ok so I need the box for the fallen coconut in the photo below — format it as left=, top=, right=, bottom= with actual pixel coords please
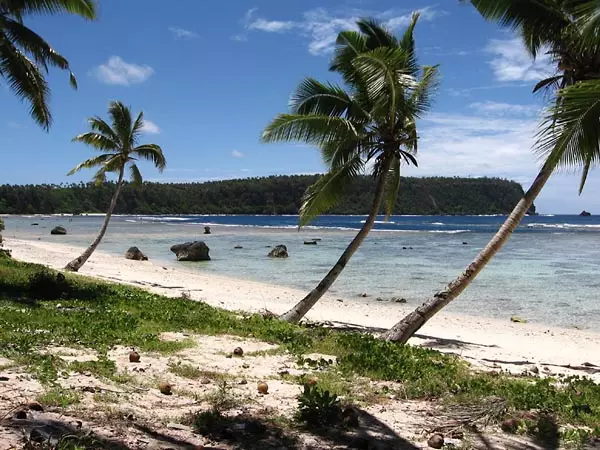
left=233, top=347, right=244, bottom=357
left=129, top=350, right=140, bottom=363
left=159, top=381, right=173, bottom=395
left=257, top=381, right=269, bottom=394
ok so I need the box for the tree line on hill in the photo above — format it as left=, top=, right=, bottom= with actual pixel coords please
left=0, top=175, right=534, bottom=216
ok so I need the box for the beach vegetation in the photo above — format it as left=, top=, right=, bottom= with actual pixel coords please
left=64, top=101, right=166, bottom=272
left=384, top=0, right=600, bottom=343
left=297, top=383, right=342, bottom=426
left=262, top=15, right=439, bottom=323
left=1, top=257, right=600, bottom=446
left=0, top=175, right=530, bottom=216
left=0, top=0, right=96, bottom=129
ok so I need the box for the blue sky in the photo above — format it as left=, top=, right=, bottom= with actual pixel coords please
left=0, top=0, right=597, bottom=213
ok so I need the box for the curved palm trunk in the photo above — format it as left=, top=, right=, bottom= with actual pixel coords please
left=281, top=160, right=392, bottom=323
left=65, top=167, right=125, bottom=272
left=383, top=161, right=556, bottom=343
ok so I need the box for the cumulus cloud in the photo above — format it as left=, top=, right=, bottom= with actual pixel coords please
left=141, top=119, right=160, bottom=134
left=169, top=27, right=199, bottom=39
left=92, top=56, right=154, bottom=86
left=241, top=6, right=442, bottom=56
left=486, top=38, right=554, bottom=82
left=232, top=150, right=245, bottom=158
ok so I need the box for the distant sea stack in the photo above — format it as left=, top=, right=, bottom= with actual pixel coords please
left=580, top=210, right=592, bottom=217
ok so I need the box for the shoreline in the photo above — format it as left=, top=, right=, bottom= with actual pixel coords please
left=5, top=237, right=600, bottom=382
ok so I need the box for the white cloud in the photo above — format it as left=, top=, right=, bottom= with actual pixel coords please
left=242, top=6, right=442, bottom=56
left=169, top=27, right=198, bottom=39
left=231, top=34, right=248, bottom=42
left=469, top=101, right=541, bottom=117
left=486, top=38, right=554, bottom=82
left=141, top=119, right=160, bottom=134
left=92, top=56, right=154, bottom=86
left=232, top=150, right=245, bottom=158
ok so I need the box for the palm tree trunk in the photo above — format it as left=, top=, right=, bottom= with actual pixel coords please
left=65, top=167, right=125, bottom=272
left=382, top=161, right=556, bottom=343
left=280, top=159, right=393, bottom=323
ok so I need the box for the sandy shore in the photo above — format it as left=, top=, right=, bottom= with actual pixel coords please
left=5, top=237, right=600, bottom=382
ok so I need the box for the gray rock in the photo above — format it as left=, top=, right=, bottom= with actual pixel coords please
left=170, top=241, right=211, bottom=261
left=391, top=296, right=407, bottom=303
left=268, top=245, right=288, bottom=258
left=125, top=246, right=148, bottom=261
left=428, top=433, right=444, bottom=449
left=204, top=226, right=211, bottom=234
left=50, top=226, right=67, bottom=235
left=304, top=240, right=317, bottom=245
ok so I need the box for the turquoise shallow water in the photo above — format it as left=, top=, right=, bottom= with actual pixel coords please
left=3, top=214, right=600, bottom=331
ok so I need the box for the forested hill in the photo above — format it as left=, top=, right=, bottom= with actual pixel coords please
left=0, top=175, right=534, bottom=216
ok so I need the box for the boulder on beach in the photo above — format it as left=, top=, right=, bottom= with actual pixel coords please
left=268, top=245, right=288, bottom=258
left=125, top=246, right=148, bottom=261
left=50, top=226, right=67, bottom=235
left=204, top=226, right=211, bottom=234
left=170, top=241, right=211, bottom=261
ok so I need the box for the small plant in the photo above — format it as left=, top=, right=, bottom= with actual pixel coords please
left=297, top=383, right=342, bottom=427
left=37, top=386, right=81, bottom=407
left=193, top=409, right=225, bottom=435
left=204, top=379, right=240, bottom=412
left=28, top=269, right=71, bottom=299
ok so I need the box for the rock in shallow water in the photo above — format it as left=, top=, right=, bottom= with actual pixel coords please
left=268, top=245, right=288, bottom=258
left=170, top=241, right=210, bottom=261
left=125, top=246, right=148, bottom=261
left=50, top=226, right=66, bottom=235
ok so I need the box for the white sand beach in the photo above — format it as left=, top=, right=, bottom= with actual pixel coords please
left=6, top=237, right=600, bottom=382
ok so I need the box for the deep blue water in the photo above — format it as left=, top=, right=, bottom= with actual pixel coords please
left=126, top=214, right=600, bottom=234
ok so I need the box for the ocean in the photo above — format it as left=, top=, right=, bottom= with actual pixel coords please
left=4, top=214, right=600, bottom=331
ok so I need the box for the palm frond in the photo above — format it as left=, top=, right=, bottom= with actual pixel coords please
left=108, top=101, right=133, bottom=148
left=330, top=30, right=368, bottom=85
left=299, top=155, right=364, bottom=227
left=532, top=75, right=563, bottom=94
left=88, top=117, right=121, bottom=146
left=290, top=78, right=368, bottom=121
left=91, top=167, right=107, bottom=185
left=382, top=156, right=400, bottom=219
left=129, top=163, right=143, bottom=185
left=3, top=0, right=96, bottom=20
left=356, top=17, right=398, bottom=49
left=321, top=135, right=365, bottom=169
left=130, top=111, right=145, bottom=146
left=575, top=0, right=600, bottom=50
left=469, top=0, right=568, bottom=57
left=262, top=114, right=359, bottom=146
left=0, top=37, right=50, bottom=129
left=408, top=65, right=440, bottom=118
left=133, top=144, right=166, bottom=171
left=72, top=132, right=118, bottom=151
left=536, top=79, right=600, bottom=192
left=66, top=153, right=115, bottom=175
left=352, top=47, right=413, bottom=121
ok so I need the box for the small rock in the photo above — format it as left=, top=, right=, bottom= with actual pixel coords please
left=200, top=378, right=211, bottom=385
left=242, top=363, right=250, bottom=369
left=239, top=379, right=248, bottom=385
left=530, top=366, right=540, bottom=374
left=204, top=226, right=211, bottom=235
left=510, top=316, right=528, bottom=323
left=336, top=298, right=343, bottom=303
left=359, top=292, right=368, bottom=298
left=159, top=381, right=173, bottom=395
left=278, top=370, right=289, bottom=376
left=129, top=350, right=141, bottom=363
left=29, top=429, right=45, bottom=443
left=428, top=433, right=444, bottom=449
left=392, top=297, right=407, bottom=303
left=376, top=297, right=383, bottom=302
left=50, top=226, right=67, bottom=235
left=226, top=354, right=233, bottom=359
left=233, top=347, right=244, bottom=357
left=0, top=376, right=9, bottom=381
left=26, top=401, right=43, bottom=412
left=402, top=246, right=407, bottom=250
left=303, top=240, right=317, bottom=245
left=257, top=381, right=269, bottom=394
left=234, top=245, right=243, bottom=249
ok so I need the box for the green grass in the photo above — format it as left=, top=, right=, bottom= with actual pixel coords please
left=1, top=256, right=600, bottom=445
left=37, top=386, right=81, bottom=407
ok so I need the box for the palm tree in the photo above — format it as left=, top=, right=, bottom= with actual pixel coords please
left=0, top=0, right=96, bottom=129
left=64, top=101, right=166, bottom=272
left=262, top=14, right=438, bottom=323
left=383, top=0, right=600, bottom=343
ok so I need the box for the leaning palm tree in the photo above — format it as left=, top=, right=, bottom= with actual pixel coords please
left=65, top=101, right=166, bottom=272
left=262, top=14, right=438, bottom=323
left=384, top=0, right=600, bottom=343
left=0, top=0, right=96, bottom=129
